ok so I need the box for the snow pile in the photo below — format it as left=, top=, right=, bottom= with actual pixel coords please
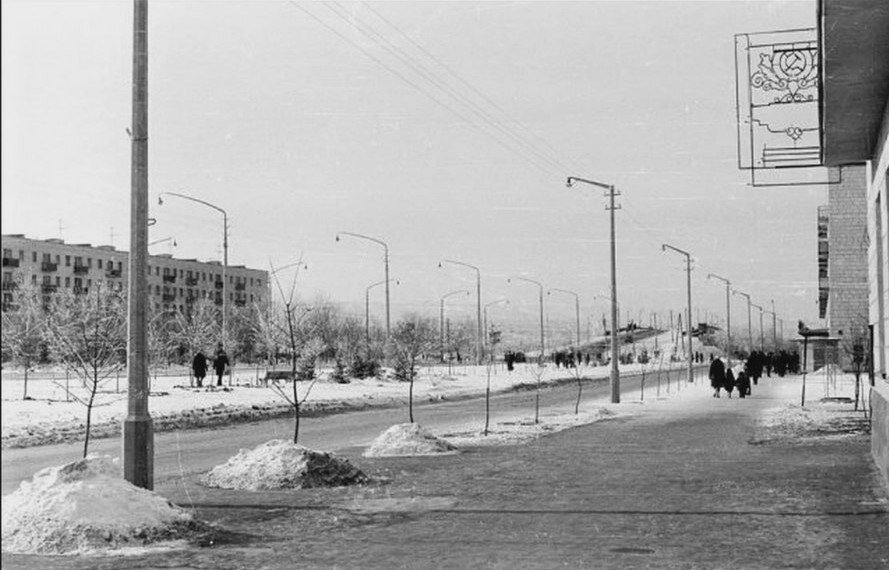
left=443, top=407, right=618, bottom=447
left=751, top=402, right=868, bottom=444
left=1, top=455, right=198, bottom=554
left=201, top=439, right=367, bottom=490
left=364, top=423, right=459, bottom=457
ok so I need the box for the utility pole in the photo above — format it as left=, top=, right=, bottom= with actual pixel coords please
left=567, top=176, right=620, bottom=403
left=707, top=274, right=732, bottom=368
left=751, top=303, right=765, bottom=351
left=123, top=0, right=153, bottom=490
left=439, top=260, right=483, bottom=365
left=770, top=299, right=777, bottom=349
left=662, top=243, right=693, bottom=383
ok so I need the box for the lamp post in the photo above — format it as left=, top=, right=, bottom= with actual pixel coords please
left=662, top=243, right=694, bottom=383
left=366, top=279, right=398, bottom=345
left=508, top=276, right=545, bottom=365
left=770, top=299, right=777, bottom=349
left=567, top=176, right=620, bottom=403
left=548, top=288, right=581, bottom=347
left=337, top=232, right=390, bottom=338
left=439, top=259, right=482, bottom=365
left=751, top=303, right=765, bottom=351
left=483, top=299, right=510, bottom=357
left=440, top=290, right=469, bottom=363
left=124, top=0, right=152, bottom=490
left=707, top=273, right=732, bottom=367
left=158, top=191, right=228, bottom=346
left=733, top=289, right=754, bottom=355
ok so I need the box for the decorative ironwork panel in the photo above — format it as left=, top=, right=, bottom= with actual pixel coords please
left=735, top=28, right=839, bottom=187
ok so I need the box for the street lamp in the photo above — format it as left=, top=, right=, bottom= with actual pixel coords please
left=707, top=273, right=732, bottom=367
left=662, top=243, right=694, bottom=383
left=483, top=298, right=510, bottom=357
left=732, top=289, right=754, bottom=355
left=440, top=289, right=469, bottom=363
left=770, top=299, right=778, bottom=349
left=367, top=279, right=399, bottom=345
left=337, top=232, right=390, bottom=338
left=548, top=288, right=581, bottom=347
left=508, top=276, right=545, bottom=365
left=439, top=259, right=482, bottom=365
left=158, top=191, right=228, bottom=346
left=567, top=175, right=620, bottom=403
left=751, top=303, right=765, bottom=351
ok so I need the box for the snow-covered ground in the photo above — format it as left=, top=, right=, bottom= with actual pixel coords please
left=1, top=332, right=710, bottom=448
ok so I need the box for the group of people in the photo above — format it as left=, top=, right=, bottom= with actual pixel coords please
left=708, top=355, right=754, bottom=398
left=191, top=343, right=230, bottom=388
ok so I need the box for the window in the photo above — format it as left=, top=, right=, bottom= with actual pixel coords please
left=147, top=265, right=151, bottom=276
left=178, top=269, right=183, bottom=278
left=179, top=288, right=183, bottom=296
left=187, top=270, right=192, bottom=279
left=65, top=255, right=71, bottom=267
left=74, top=256, right=82, bottom=266
left=42, top=253, right=51, bottom=262
left=2, top=248, right=10, bottom=257
left=202, top=290, right=206, bottom=298
left=3, top=271, right=11, bottom=281
left=250, top=277, right=254, bottom=286
left=18, top=250, right=24, bottom=260
left=65, top=277, right=70, bottom=287
left=155, top=267, right=159, bottom=276
left=74, top=277, right=82, bottom=288
left=55, top=255, right=60, bottom=264
left=257, top=279, right=262, bottom=287
left=155, top=285, right=160, bottom=295
left=163, top=267, right=169, bottom=276
left=202, top=272, right=206, bottom=281
left=250, top=294, right=254, bottom=302
left=87, top=279, right=92, bottom=288
left=32, top=252, right=37, bottom=262
left=31, top=274, right=37, bottom=284
left=87, top=258, right=92, bottom=268
left=43, top=275, right=50, bottom=284
left=229, top=275, right=233, bottom=284
left=55, top=276, right=60, bottom=286
left=98, top=259, right=103, bottom=269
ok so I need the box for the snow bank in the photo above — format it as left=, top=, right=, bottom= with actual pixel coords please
left=442, top=407, right=618, bottom=447
left=1, top=455, right=198, bottom=554
left=364, top=423, right=459, bottom=457
left=201, top=439, right=367, bottom=490
left=751, top=401, right=869, bottom=444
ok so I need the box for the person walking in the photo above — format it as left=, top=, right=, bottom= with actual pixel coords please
left=192, top=350, right=208, bottom=388
left=213, top=343, right=229, bottom=387
left=709, top=356, right=725, bottom=398
left=724, top=367, right=736, bottom=398
left=736, top=368, right=750, bottom=399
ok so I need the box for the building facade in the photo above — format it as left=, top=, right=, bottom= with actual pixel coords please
left=1, top=234, right=267, bottom=314
left=819, top=0, right=889, bottom=379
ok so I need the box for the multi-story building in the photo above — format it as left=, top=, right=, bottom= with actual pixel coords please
left=1, top=234, right=267, bottom=314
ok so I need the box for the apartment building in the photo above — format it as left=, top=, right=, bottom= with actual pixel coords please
left=1, top=234, right=267, bottom=313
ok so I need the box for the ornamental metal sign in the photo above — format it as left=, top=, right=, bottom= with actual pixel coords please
left=734, top=28, right=839, bottom=187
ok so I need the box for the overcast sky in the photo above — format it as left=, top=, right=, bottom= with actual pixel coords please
left=1, top=0, right=821, bottom=345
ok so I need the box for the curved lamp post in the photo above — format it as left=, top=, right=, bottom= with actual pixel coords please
left=548, top=288, right=581, bottom=347
left=508, top=276, right=545, bottom=365
left=439, top=259, right=482, bottom=365
left=440, top=289, right=469, bottom=362
left=337, top=232, right=389, bottom=338
left=662, top=243, right=693, bottom=383
left=158, top=191, right=228, bottom=346
left=732, top=289, right=754, bottom=354
left=567, top=176, right=620, bottom=403
left=707, top=273, right=732, bottom=367
left=751, top=303, right=765, bottom=351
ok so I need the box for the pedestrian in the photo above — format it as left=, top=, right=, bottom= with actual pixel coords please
left=724, top=367, right=735, bottom=398
left=736, top=368, right=750, bottom=399
left=709, top=356, right=725, bottom=398
left=213, top=343, right=229, bottom=387
left=192, top=350, right=208, bottom=388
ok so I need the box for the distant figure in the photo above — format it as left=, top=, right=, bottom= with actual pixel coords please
left=192, top=351, right=208, bottom=388
left=213, top=343, right=229, bottom=387
left=736, top=369, right=750, bottom=399
left=709, top=357, right=725, bottom=398
left=724, top=368, right=736, bottom=398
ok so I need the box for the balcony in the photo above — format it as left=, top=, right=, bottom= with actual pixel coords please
left=73, top=265, right=89, bottom=275
left=214, top=296, right=223, bottom=306
left=235, top=282, right=246, bottom=291
left=73, top=286, right=86, bottom=295
left=105, top=268, right=122, bottom=278
left=162, top=274, right=176, bottom=284
left=162, top=292, right=176, bottom=302
left=41, top=262, right=58, bottom=272
left=186, top=276, right=199, bottom=286
left=2, top=257, right=19, bottom=268
left=234, top=298, right=246, bottom=307
left=41, top=283, right=58, bottom=293
left=214, top=280, right=224, bottom=290
left=1, top=281, right=18, bottom=291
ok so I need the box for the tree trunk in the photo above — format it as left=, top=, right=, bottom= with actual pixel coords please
left=484, top=364, right=491, bottom=436
left=575, top=376, right=583, bottom=414
left=409, top=375, right=415, bottom=423
left=22, top=365, right=29, bottom=400
left=535, top=382, right=540, bottom=424
left=83, top=378, right=97, bottom=458
left=854, top=371, right=861, bottom=411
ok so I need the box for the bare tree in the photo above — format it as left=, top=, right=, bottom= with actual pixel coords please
left=524, top=362, right=547, bottom=424
left=1, top=282, right=45, bottom=400
left=44, top=284, right=127, bottom=457
left=172, top=299, right=219, bottom=369
left=568, top=355, right=588, bottom=414
left=484, top=324, right=502, bottom=436
left=840, top=317, right=869, bottom=412
left=388, top=313, right=437, bottom=423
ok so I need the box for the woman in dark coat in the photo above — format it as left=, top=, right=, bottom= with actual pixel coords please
left=724, top=368, right=735, bottom=398
left=192, top=351, right=208, bottom=387
left=708, top=357, right=725, bottom=398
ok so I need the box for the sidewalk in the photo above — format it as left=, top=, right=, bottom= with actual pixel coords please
left=3, top=374, right=887, bottom=569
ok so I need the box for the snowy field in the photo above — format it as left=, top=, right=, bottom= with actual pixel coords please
left=1, top=333, right=710, bottom=448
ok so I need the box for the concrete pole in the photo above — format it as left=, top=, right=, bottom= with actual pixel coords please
left=770, top=299, right=777, bottom=349
left=383, top=244, right=390, bottom=339
left=708, top=274, right=731, bottom=368
left=123, top=0, right=153, bottom=490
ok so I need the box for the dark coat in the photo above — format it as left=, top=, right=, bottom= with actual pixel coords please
left=708, top=358, right=725, bottom=389
left=192, top=352, right=208, bottom=377
left=213, top=350, right=229, bottom=374
left=736, top=371, right=751, bottom=397
left=724, top=369, right=735, bottom=392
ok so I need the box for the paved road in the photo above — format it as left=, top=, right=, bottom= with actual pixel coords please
left=1, top=366, right=702, bottom=494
